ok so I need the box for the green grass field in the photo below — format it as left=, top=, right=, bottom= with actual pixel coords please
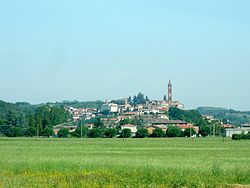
left=0, top=138, right=249, bottom=188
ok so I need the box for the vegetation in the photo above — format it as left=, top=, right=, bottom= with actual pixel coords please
left=232, top=133, right=250, bottom=140
left=197, top=106, right=250, bottom=125
left=0, top=138, right=249, bottom=187
left=150, top=128, right=165, bottom=138
left=166, top=126, right=183, bottom=137
left=120, top=129, right=132, bottom=138
left=135, top=128, right=149, bottom=138
left=57, top=128, right=70, bottom=138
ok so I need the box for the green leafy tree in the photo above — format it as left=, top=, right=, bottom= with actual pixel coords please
left=135, top=128, right=149, bottom=138
left=166, top=126, right=183, bottom=137
left=72, top=126, right=89, bottom=138
left=150, top=128, right=165, bottom=137
left=24, top=127, right=36, bottom=137
left=41, top=127, right=54, bottom=138
left=58, top=128, right=70, bottom=138
left=9, top=127, right=24, bottom=137
left=183, top=128, right=196, bottom=137
left=94, top=117, right=104, bottom=128
left=199, top=126, right=211, bottom=137
left=88, top=128, right=104, bottom=138
left=104, top=128, right=117, bottom=138
left=120, top=128, right=132, bottom=138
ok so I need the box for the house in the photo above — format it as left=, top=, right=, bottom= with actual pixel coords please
left=53, top=125, right=77, bottom=135
left=121, top=124, right=137, bottom=137
left=177, top=124, right=199, bottom=134
left=146, top=125, right=167, bottom=134
left=100, top=103, right=118, bottom=114
left=225, top=127, right=250, bottom=137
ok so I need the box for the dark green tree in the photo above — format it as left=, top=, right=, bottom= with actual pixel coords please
left=183, top=128, right=196, bottom=137
left=104, top=128, right=117, bottom=138
left=94, top=117, right=104, bottom=128
left=135, top=128, right=149, bottom=138
left=166, top=126, right=183, bottom=137
left=120, top=128, right=132, bottom=138
left=72, top=126, right=89, bottom=138
left=24, top=127, right=36, bottom=137
left=41, top=127, right=54, bottom=138
left=58, top=128, right=70, bottom=138
left=150, top=128, right=165, bottom=137
left=199, top=126, right=211, bottom=137
left=9, top=127, right=24, bottom=137
left=88, top=128, right=104, bottom=138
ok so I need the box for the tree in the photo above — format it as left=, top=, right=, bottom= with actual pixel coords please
left=72, top=126, right=89, bottom=138
left=104, top=128, right=117, bottom=138
left=150, top=128, right=165, bottom=137
left=120, top=129, right=132, bottom=138
left=58, top=128, right=70, bottom=138
left=135, top=128, right=149, bottom=138
left=183, top=128, right=196, bottom=137
left=94, top=117, right=104, bottom=128
left=166, top=126, right=183, bottom=137
left=9, top=127, right=24, bottom=137
left=88, top=128, right=104, bottom=138
left=41, top=127, right=54, bottom=138
left=24, top=127, right=36, bottom=137
left=199, top=126, right=211, bottom=137
left=163, top=95, right=167, bottom=101
left=119, top=118, right=135, bottom=126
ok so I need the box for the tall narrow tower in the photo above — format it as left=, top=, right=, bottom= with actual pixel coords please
left=168, top=79, right=172, bottom=102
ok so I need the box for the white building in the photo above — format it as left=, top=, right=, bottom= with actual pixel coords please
left=100, top=103, right=118, bottom=113
left=121, top=124, right=137, bottom=137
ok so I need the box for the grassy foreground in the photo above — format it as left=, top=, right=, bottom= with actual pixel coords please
left=0, top=138, right=249, bottom=188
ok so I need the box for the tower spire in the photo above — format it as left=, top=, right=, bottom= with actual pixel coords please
left=168, top=79, right=172, bottom=102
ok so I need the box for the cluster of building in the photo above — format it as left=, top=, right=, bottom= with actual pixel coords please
left=54, top=80, right=250, bottom=138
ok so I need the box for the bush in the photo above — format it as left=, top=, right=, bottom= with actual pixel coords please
left=242, top=133, right=250, bottom=140
left=199, top=126, right=211, bottom=137
left=135, top=128, right=149, bottom=138
left=72, top=126, right=89, bottom=138
left=41, top=127, right=54, bottom=138
left=150, top=128, right=165, bottom=138
left=104, top=128, right=117, bottom=138
left=24, top=127, right=36, bottom=137
left=120, top=129, right=132, bottom=138
left=9, top=127, right=24, bottom=137
left=166, top=126, right=183, bottom=137
left=183, top=128, right=196, bottom=137
left=88, top=128, right=104, bottom=138
left=58, top=128, right=70, bottom=138
left=232, top=134, right=242, bottom=140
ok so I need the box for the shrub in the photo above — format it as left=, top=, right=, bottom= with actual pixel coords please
left=104, top=128, right=117, bottom=138
left=41, top=127, right=54, bottom=138
left=58, top=128, right=70, bottom=138
left=24, top=127, right=36, bottom=137
left=150, top=128, right=165, bottom=138
left=241, top=133, right=250, bottom=140
left=9, top=127, right=24, bottom=137
left=199, top=126, right=211, bottom=137
left=232, top=134, right=242, bottom=140
left=72, top=126, right=89, bottom=138
left=120, top=129, right=132, bottom=138
left=88, top=128, right=104, bottom=138
left=135, top=128, right=149, bottom=138
left=166, top=126, right=183, bottom=137
left=183, top=128, right=196, bottom=137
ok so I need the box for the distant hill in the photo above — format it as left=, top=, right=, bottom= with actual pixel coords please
left=197, top=107, right=250, bottom=125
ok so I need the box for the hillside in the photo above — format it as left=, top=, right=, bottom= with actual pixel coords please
left=197, top=107, right=250, bottom=125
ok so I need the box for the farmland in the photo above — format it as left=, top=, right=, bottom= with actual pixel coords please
left=0, top=138, right=249, bottom=187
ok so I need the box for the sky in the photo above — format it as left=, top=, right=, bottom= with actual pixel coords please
left=0, top=0, right=250, bottom=110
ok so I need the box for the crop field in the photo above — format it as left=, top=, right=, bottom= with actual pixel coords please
left=0, top=138, right=249, bottom=188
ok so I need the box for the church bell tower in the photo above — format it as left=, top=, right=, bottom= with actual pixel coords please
left=168, top=79, right=172, bottom=102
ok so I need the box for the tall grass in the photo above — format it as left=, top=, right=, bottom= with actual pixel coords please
left=0, top=138, right=249, bottom=187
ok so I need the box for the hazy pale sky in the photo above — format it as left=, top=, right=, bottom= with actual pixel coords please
left=0, top=0, right=250, bottom=110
